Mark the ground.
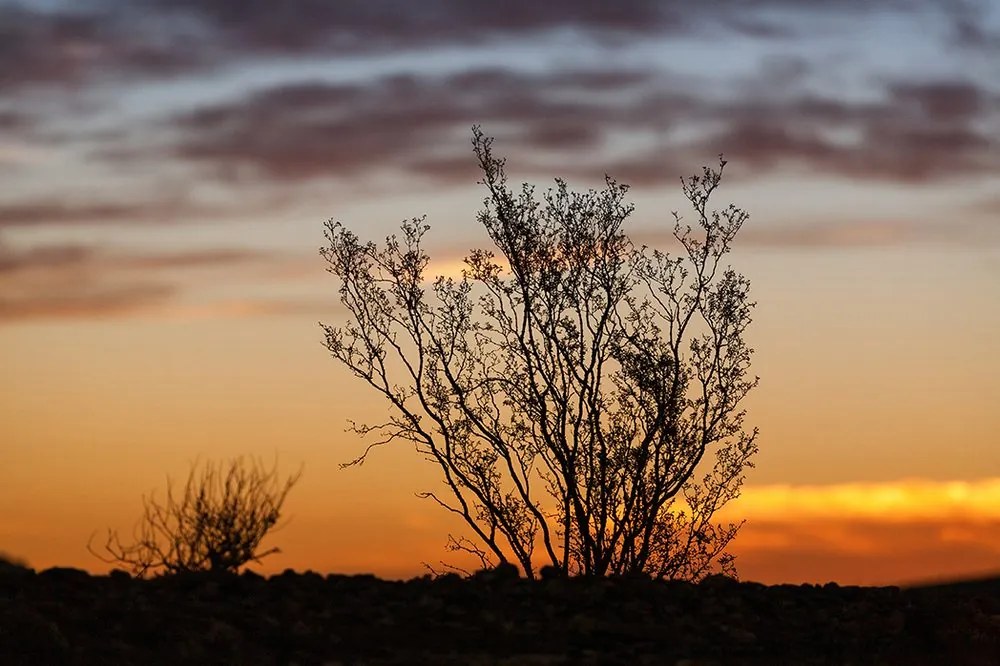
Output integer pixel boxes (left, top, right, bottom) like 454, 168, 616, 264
1, 561, 998, 664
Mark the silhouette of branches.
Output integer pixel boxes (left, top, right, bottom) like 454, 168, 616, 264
322, 127, 757, 580
89, 457, 302, 577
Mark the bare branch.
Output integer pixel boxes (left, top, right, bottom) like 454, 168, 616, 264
89, 457, 302, 578
321, 128, 757, 581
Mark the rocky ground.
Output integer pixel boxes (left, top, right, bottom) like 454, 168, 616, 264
1, 561, 998, 665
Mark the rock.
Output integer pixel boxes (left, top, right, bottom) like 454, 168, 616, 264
699, 572, 739, 590
539, 565, 564, 580
38, 566, 91, 582
472, 562, 521, 583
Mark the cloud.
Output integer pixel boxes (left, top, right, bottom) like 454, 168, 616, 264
2, 1, 996, 250
4, 2, 996, 195
6, 0, 994, 92
157, 68, 1000, 188
700, 218, 995, 250
0, 201, 176, 228
0, 0, 686, 91
0, 3, 207, 91
0, 192, 288, 228
724, 478, 1000, 585
0, 241, 313, 323
734, 519, 1000, 585
946, 0, 1000, 53
165, 69, 663, 183
889, 81, 988, 121
620, 80, 1000, 184
0, 108, 46, 168
149, 0, 684, 55
0, 109, 31, 131
140, 0, 1000, 64
728, 477, 1000, 523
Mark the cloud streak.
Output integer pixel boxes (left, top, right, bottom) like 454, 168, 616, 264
0, 201, 184, 228
1, 1, 997, 259
0, 190, 295, 229
0, 3, 208, 91
152, 69, 1000, 188
0, 0, 687, 91
729, 477, 1000, 523
1, 0, 995, 89
165, 70, 662, 183
725, 478, 1000, 584
0, 241, 316, 323
633, 218, 999, 250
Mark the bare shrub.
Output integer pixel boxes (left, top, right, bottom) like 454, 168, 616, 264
321, 128, 757, 580
90, 457, 302, 577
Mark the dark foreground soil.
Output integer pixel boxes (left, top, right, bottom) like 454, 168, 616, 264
1, 563, 998, 665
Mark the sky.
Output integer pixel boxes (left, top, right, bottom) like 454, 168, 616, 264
1, 0, 999, 585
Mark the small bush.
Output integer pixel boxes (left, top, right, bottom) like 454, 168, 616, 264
90, 457, 301, 577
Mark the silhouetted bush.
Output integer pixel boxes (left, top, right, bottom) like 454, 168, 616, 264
322, 127, 757, 580
89, 457, 301, 577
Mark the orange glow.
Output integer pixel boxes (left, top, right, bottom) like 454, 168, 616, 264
724, 478, 1000, 523
2, 249, 997, 586
723, 479, 1000, 585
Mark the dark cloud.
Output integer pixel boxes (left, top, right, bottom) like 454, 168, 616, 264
151, 0, 682, 54
685, 123, 996, 185
0, 242, 281, 276
889, 81, 987, 121
856, 125, 994, 182
659, 81, 999, 183
607, 82, 999, 184
0, 0, 685, 91
0, 3, 207, 91
150, 0, 993, 58
717, 13, 798, 40
0, 241, 174, 321
0, 241, 305, 323
0, 108, 32, 131
6, 0, 993, 92
946, 0, 1000, 53
156, 67, 1000, 187
699, 123, 841, 171
0, 243, 90, 273
0, 201, 167, 228
166, 70, 664, 182
4, 1, 996, 218
0, 194, 279, 228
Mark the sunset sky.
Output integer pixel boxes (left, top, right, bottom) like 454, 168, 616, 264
2, 0, 998, 585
